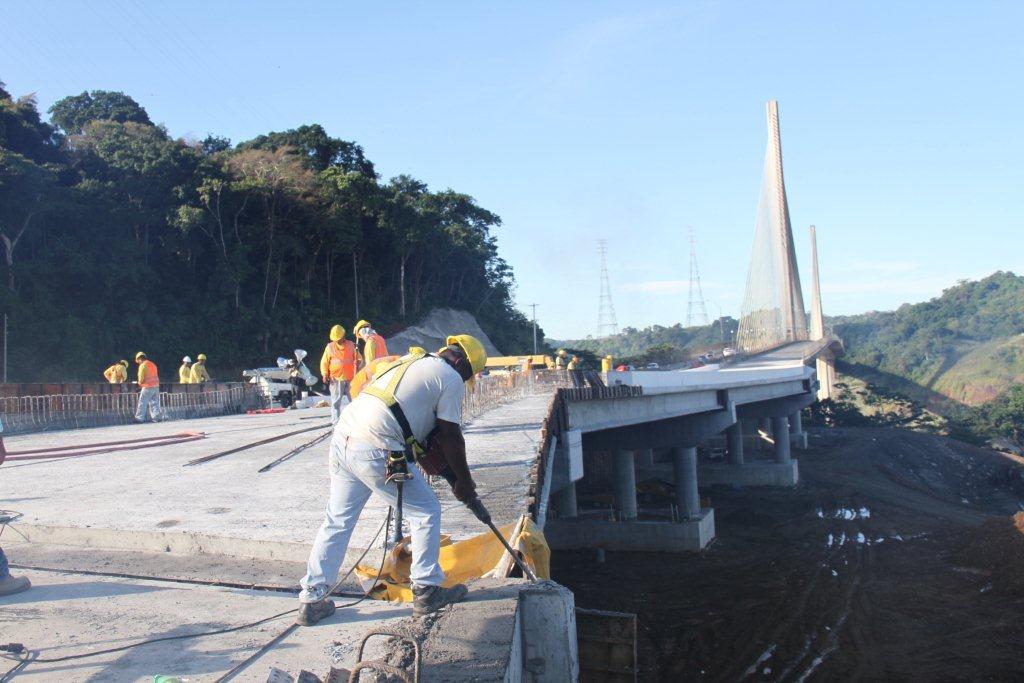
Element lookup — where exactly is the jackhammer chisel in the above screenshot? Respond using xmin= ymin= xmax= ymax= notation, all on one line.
xmin=425 ymin=464 xmax=538 ymax=582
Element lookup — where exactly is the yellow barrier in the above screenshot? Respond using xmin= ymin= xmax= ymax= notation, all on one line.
xmin=355 ymin=515 xmax=550 ymax=602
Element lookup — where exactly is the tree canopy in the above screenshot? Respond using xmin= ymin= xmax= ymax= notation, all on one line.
xmin=0 ymin=81 xmax=536 ymax=381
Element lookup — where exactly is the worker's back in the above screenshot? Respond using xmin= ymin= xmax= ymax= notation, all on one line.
xmin=337 ymin=355 xmax=464 ymax=451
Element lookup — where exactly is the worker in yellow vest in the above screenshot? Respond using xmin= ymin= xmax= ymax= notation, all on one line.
xmin=320 ymin=324 xmax=357 ymax=423
xmin=104 ymin=360 xmax=129 ymax=384
xmin=179 ymin=356 xmax=193 ymax=383
xmin=601 ymin=355 xmax=613 ymax=373
xmin=353 ymin=320 xmax=389 ymax=374
xmin=134 ymin=352 xmax=162 ymax=422
xmin=567 ymin=355 xmax=579 ymax=370
xmin=189 ymin=354 xmax=211 ymax=383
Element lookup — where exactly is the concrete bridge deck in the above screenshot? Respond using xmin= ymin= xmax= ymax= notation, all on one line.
xmin=1 ymin=392 xmax=553 ymax=564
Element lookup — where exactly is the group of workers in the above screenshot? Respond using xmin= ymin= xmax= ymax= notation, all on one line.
xmin=320 ymin=319 xmax=388 ymax=423
xmin=101 ymin=352 xmax=211 ymax=423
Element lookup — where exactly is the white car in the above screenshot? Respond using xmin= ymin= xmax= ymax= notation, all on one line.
xmin=646 ymin=362 xmax=660 ymax=370
xmin=723 ymin=347 xmax=737 ymax=357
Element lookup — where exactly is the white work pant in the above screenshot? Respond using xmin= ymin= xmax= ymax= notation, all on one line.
xmin=299 ymin=436 xmax=444 ymax=603
xmin=135 ymin=386 xmax=162 ymax=421
xmin=329 ymin=379 xmax=350 ymax=424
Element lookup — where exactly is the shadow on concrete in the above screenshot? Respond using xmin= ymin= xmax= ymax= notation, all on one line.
xmin=1 ymin=580 xmax=165 ymax=605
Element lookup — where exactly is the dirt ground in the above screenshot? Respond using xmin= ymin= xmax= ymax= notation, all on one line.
xmin=551 ymin=427 xmax=1024 ymax=682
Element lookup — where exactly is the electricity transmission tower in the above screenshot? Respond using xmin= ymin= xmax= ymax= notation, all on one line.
xmin=687 ymin=226 xmax=709 ymax=327
xmin=597 ymin=239 xmax=619 ymax=337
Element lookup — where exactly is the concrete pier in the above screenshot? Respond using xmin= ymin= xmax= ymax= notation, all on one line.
xmin=789 ymin=410 xmax=808 ymax=449
xmin=557 ymin=482 xmax=578 ymax=519
xmin=726 ymin=422 xmax=744 ymax=465
xmin=613 ymin=449 xmax=638 ymax=520
xmin=772 ymin=415 xmax=791 ymax=464
xmin=637 ymin=448 xmax=655 ymax=467
xmin=673 ymin=446 xmax=700 ymax=518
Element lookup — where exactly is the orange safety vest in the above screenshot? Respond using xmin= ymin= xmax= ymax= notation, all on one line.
xmin=321 ymin=340 xmax=356 ymax=382
xmin=138 ymin=359 xmax=160 ymax=388
xmin=361 ymin=333 xmax=389 ymax=367
xmin=349 ymin=354 xmax=400 ymax=400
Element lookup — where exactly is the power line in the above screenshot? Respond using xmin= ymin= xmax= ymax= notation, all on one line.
xmin=687 ymin=226 xmax=709 ymax=327
xmin=597 ymin=239 xmax=618 ymax=337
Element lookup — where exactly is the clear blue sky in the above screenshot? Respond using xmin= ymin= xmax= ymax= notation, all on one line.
xmin=3 ymin=1 xmax=1022 ymax=339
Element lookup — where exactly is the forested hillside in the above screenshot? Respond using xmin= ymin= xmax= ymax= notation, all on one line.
xmin=550 ymin=318 xmax=739 ymax=364
xmin=832 ymin=272 xmax=1024 ymax=405
xmin=0 ymin=82 xmax=537 ymax=381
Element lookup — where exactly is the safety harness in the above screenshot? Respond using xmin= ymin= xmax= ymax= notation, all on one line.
xmin=361 ymin=350 xmax=435 ymax=462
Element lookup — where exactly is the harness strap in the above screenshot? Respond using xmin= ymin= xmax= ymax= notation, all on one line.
xmin=362 ymin=351 xmax=432 ymax=453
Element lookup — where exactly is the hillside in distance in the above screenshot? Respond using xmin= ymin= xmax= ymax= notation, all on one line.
xmin=549 ymin=317 xmax=740 ymax=361
xmin=831 ymin=271 xmax=1024 ymax=406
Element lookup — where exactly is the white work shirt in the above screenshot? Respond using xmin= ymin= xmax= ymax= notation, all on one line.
xmin=336 ymin=355 xmax=464 ymax=451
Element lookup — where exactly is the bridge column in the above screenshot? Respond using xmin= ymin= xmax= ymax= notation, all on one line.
xmin=636 ymin=448 xmax=654 ymax=467
xmin=789 ymin=411 xmax=808 ymax=450
xmin=672 ymin=446 xmax=700 ymax=519
xmin=613 ymin=449 xmax=638 ymax=520
xmin=557 ymin=483 xmax=578 ymax=519
xmin=726 ymin=422 xmax=744 ymax=466
xmin=772 ymin=416 xmax=791 ymax=464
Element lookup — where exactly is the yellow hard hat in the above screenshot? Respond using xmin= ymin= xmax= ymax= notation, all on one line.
xmin=197 ymin=353 xmax=207 ymax=361
xmin=135 ymin=351 xmax=146 ymax=361
xmin=445 ymin=334 xmax=487 ymax=375
xmin=119 ymin=359 xmax=129 ymax=367
xmin=557 ymin=348 xmax=567 ymax=356
xmin=330 ymin=324 xmax=345 ymax=341
xmin=354 ymin=319 xmax=371 ymax=334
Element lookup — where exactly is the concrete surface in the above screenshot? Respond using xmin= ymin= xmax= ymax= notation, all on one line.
xmin=0 ymin=563 xmax=412 ymax=682
xmin=545 ymin=509 xmax=716 ymax=553
xmin=0 ymin=392 xmax=551 ymax=566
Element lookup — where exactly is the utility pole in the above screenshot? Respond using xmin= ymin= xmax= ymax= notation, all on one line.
xmin=687 ymin=226 xmax=709 ymax=327
xmin=2 ymin=314 xmax=6 ymax=383
xmin=529 ymin=303 xmax=538 ymax=355
xmin=597 ymin=240 xmax=619 ymax=337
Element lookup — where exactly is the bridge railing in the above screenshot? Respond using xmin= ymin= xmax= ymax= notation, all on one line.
xmin=462 ymin=369 xmax=570 ymax=422
xmin=0 ymin=383 xmax=265 ymax=435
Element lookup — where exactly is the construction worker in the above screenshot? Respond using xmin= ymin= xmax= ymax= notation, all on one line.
xmin=104 ymin=359 xmax=129 ymax=384
xmin=601 ymin=355 xmax=613 ymax=373
xmin=134 ymin=352 xmax=162 ymax=423
xmin=353 ymin=320 xmax=389 ymax=371
xmin=321 ymin=324 xmax=356 ymax=424
xmin=189 ymin=354 xmax=211 ymax=383
xmin=567 ymin=355 xmax=580 ymax=370
xmin=0 ymin=546 xmax=31 ymax=597
xmin=555 ymin=348 xmax=567 ymax=369
xmin=297 ymin=334 xmax=487 ymax=626
xmin=179 ymin=356 xmax=193 ymax=384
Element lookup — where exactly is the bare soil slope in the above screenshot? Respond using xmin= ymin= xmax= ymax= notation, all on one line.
xmin=552 ymin=427 xmax=1024 ymax=682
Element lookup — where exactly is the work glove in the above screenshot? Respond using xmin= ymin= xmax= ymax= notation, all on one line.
xmin=452 ymin=477 xmax=477 ymax=503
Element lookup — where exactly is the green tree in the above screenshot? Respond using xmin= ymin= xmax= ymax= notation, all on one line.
xmin=49 ymin=90 xmax=152 ymax=134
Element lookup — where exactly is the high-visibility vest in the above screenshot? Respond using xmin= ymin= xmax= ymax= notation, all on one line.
xmin=189 ymin=362 xmax=210 ymax=383
xmin=349 ymin=354 xmax=400 ymax=399
xmin=321 ymin=340 xmax=356 ymax=382
xmin=138 ymin=360 xmax=160 ymax=388
xmin=104 ymin=364 xmax=127 ymax=384
xmin=362 ymin=334 xmax=389 ymax=367
xmin=179 ymin=364 xmax=192 ymax=383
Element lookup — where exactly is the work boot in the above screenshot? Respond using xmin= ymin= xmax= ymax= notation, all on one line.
xmin=296 ymin=598 xmax=335 ymax=626
xmin=412 ymin=583 xmax=468 ymax=617
xmin=0 ymin=575 xmax=31 ymax=597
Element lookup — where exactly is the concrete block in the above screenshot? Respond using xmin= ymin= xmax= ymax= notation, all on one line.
xmin=699 ymin=460 xmax=799 ymax=487
xmin=510 ymin=582 xmax=580 ymax=682
xmin=545 ymin=509 xmax=715 ymax=553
